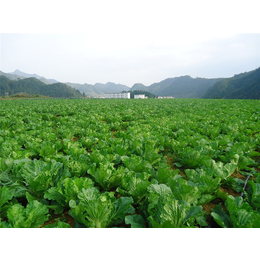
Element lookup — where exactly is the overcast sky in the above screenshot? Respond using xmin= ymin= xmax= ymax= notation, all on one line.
xmin=1 ymin=0 xmax=260 ymax=87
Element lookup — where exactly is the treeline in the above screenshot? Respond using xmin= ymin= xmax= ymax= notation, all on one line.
xmin=0 ymin=76 xmax=83 ymax=98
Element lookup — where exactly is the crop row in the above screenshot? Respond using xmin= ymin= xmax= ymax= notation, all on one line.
xmin=0 ymin=98 xmax=260 ymax=227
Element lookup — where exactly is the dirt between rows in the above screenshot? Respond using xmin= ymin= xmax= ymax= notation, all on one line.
xmin=41 ymin=210 xmax=75 ymax=228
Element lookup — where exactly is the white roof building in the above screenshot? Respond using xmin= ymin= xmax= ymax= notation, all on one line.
xmin=134 ymin=94 xmax=147 ymax=99
xmin=104 ymin=92 xmax=130 ymax=99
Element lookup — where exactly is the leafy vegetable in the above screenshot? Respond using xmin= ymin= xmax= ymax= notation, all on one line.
xmin=125 ymin=214 xmax=146 ymax=228
xmin=44 ymin=176 xmax=94 ymax=213
xmin=0 ymin=186 xmax=15 ymax=218
xmin=211 ymin=195 xmax=260 ymax=228
xmin=69 ymin=187 xmax=134 ymax=228
xmin=88 ymin=161 xmax=124 ymax=191
xmin=1 ymin=98 xmax=260 ymax=228
xmin=19 ymin=159 xmax=65 ymax=198
xmin=147 ymin=184 xmax=203 ymax=227
xmin=0 ymin=200 xmax=49 ymax=228
xmin=116 ymin=171 xmax=151 ymax=204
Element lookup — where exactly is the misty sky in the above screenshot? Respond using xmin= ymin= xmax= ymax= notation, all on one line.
xmin=1 ymin=1 xmax=260 ymax=87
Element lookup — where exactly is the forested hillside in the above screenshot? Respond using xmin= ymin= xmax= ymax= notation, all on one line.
xmin=203 ymin=67 xmax=260 ymax=99
xmin=0 ymin=76 xmax=82 ymax=98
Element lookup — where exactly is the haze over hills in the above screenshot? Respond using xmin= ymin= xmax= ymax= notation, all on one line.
xmin=202 ymin=67 xmax=260 ymax=99
xmin=10 ymin=69 xmax=59 ymax=84
xmin=130 ymin=76 xmax=223 ymax=98
xmin=10 ymin=69 xmax=224 ymax=98
xmin=0 ymin=70 xmax=26 ymax=81
xmin=66 ymin=82 xmax=130 ymax=97
xmin=1 ymin=67 xmax=260 ymax=99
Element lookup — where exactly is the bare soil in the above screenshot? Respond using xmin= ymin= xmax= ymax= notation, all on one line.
xmin=220 ymin=186 xmax=240 ymax=197
xmin=231 ymin=171 xmax=247 ymax=181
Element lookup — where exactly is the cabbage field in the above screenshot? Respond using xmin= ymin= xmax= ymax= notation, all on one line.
xmin=0 ymin=98 xmax=260 ymax=228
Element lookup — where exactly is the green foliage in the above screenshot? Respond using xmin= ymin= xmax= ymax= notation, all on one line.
xmin=0 ymin=186 xmax=15 ymax=218
xmin=247 ymin=181 xmax=260 ymax=210
xmin=0 ymin=76 xmax=83 ymax=98
xmin=0 ymin=200 xmax=49 ymax=228
xmin=125 ymin=214 xmax=146 ymax=228
xmin=19 ymin=159 xmax=66 ymax=198
xmin=41 ymin=220 xmax=72 ymax=228
xmin=211 ymin=195 xmax=260 ymax=228
xmin=147 ymin=184 xmax=203 ymax=227
xmin=69 ymin=187 xmax=134 ymax=228
xmin=1 ymin=98 xmax=260 ymax=228
xmin=116 ymin=171 xmax=151 ymax=204
xmin=88 ymin=162 xmax=124 ymax=191
xmin=44 ymin=176 xmax=94 ymax=213
xmin=127 ymin=90 xmax=156 ymax=98
xmin=203 ymin=67 xmax=260 ymax=99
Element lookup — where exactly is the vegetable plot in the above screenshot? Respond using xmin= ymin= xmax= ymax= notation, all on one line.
xmin=0 ymin=98 xmax=260 ymax=228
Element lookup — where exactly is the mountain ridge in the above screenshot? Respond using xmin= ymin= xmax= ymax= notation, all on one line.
xmin=66 ymin=81 xmax=130 ymax=97
xmin=202 ymin=67 xmax=260 ymax=99
xmin=3 ymin=67 xmax=260 ymax=98
xmin=130 ymin=75 xmax=223 ymax=98
xmin=10 ymin=69 xmax=59 ymax=84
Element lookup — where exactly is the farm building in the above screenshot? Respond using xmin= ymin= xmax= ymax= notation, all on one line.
xmin=104 ymin=92 xmax=130 ymax=99
xmin=134 ymin=94 xmax=147 ymax=99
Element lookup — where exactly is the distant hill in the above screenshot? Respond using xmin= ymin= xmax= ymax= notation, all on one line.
xmin=131 ymin=83 xmax=147 ymax=91
xmin=202 ymin=67 xmax=260 ymax=99
xmin=10 ymin=69 xmax=59 ymax=85
xmin=0 ymin=76 xmax=82 ymax=98
xmin=66 ymin=82 xmax=130 ymax=97
xmin=130 ymin=76 xmax=223 ymax=98
xmin=4 ymin=68 xmax=260 ymax=99
xmin=0 ymin=70 xmax=26 ymax=80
